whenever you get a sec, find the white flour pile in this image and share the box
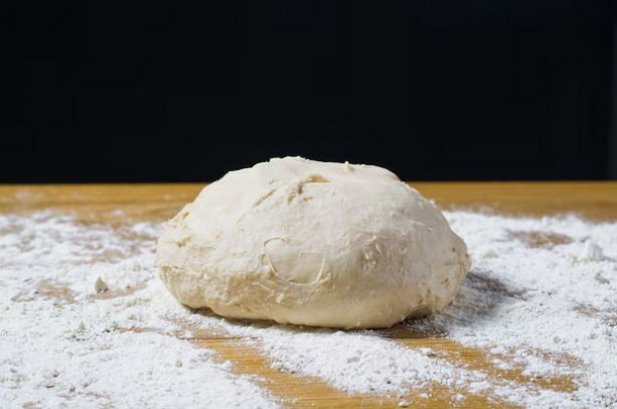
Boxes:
[0,213,278,409]
[1,210,616,408]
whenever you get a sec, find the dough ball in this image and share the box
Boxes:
[156,157,470,328]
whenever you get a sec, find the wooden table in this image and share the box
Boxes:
[2,182,616,408]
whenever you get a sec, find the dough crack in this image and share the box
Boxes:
[287,174,330,203]
[252,188,277,208]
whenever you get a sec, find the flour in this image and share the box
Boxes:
[1,210,616,408]
[0,213,279,409]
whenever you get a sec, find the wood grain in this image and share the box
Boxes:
[2,182,616,408]
[1,182,616,223]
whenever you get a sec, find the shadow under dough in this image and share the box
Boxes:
[384,269,528,339]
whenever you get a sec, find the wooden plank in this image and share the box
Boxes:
[2,182,615,407]
[193,338,510,409]
[412,181,617,220]
[1,182,616,223]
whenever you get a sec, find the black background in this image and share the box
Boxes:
[1,0,616,182]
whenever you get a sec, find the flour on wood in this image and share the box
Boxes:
[1,210,616,408]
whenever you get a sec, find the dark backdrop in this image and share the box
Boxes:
[1,0,616,182]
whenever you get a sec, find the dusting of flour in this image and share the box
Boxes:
[1,211,616,408]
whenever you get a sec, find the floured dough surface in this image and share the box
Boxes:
[157,157,470,328]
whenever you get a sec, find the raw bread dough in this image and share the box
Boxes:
[157,157,470,328]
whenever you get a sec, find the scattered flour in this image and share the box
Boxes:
[0,213,279,409]
[1,210,616,408]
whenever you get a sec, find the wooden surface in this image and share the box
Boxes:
[1,182,616,223]
[2,182,617,408]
